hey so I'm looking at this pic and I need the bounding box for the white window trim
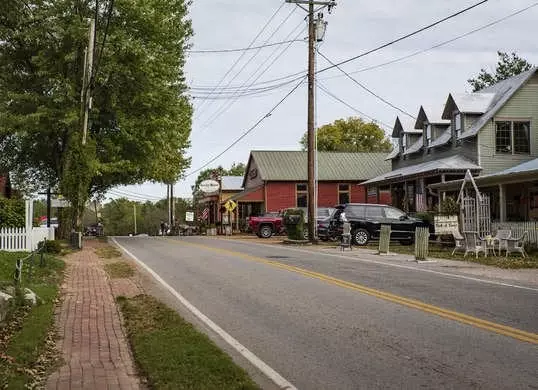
[494,118,532,156]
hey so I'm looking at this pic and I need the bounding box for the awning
[362,155,481,186]
[229,185,264,202]
[430,158,538,191]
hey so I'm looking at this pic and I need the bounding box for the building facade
[363,67,538,219]
[238,151,392,213]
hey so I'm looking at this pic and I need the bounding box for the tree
[0,0,193,230]
[468,52,534,92]
[300,117,392,152]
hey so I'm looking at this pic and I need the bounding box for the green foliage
[468,52,533,92]
[300,117,393,152]
[0,199,25,228]
[0,0,193,230]
[38,240,62,255]
[440,197,460,216]
[414,212,435,225]
[283,208,305,241]
[102,197,192,236]
[118,295,259,389]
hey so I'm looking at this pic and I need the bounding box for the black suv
[327,203,429,246]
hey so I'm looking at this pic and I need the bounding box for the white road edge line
[111,238,297,390]
[212,238,538,293]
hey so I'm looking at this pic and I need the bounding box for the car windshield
[385,207,406,219]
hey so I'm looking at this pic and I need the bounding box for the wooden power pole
[285,0,335,242]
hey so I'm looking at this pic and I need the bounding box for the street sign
[224,200,237,213]
[185,211,194,222]
[199,180,220,194]
[51,198,71,208]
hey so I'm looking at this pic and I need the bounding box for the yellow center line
[164,238,538,345]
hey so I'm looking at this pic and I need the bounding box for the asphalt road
[115,236,538,390]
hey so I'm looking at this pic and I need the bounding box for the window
[365,206,383,218]
[454,113,462,138]
[346,205,365,218]
[385,207,405,220]
[495,121,531,155]
[495,121,511,153]
[401,134,407,150]
[296,183,308,208]
[426,124,432,146]
[514,122,530,154]
[338,184,350,204]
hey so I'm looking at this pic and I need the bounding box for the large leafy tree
[468,51,533,92]
[300,117,392,152]
[0,0,192,229]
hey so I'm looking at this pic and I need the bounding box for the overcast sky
[111,0,538,202]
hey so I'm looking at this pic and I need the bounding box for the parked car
[248,207,336,239]
[326,203,430,245]
[248,212,285,238]
[317,207,337,241]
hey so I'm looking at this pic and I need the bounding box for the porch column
[499,184,506,222]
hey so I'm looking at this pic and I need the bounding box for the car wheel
[353,228,370,246]
[259,225,273,239]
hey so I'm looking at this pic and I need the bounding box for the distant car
[326,203,430,245]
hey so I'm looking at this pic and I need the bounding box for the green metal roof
[250,151,391,182]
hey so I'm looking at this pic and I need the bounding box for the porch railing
[492,221,538,247]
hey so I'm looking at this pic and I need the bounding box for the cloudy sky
[111,0,538,202]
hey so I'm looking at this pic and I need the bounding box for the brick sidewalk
[47,245,142,389]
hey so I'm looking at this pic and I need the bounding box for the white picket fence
[0,227,55,252]
[492,221,538,246]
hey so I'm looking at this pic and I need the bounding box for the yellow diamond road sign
[225,200,237,212]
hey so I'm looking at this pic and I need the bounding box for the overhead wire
[317,81,393,131]
[187,39,303,54]
[317,49,416,119]
[194,2,286,116]
[321,1,538,80]
[315,0,489,75]
[199,7,300,124]
[202,20,307,127]
[184,77,307,178]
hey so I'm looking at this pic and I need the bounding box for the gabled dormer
[442,92,495,144]
[416,105,450,150]
[392,116,421,158]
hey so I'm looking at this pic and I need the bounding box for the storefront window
[338,184,350,204]
[296,183,308,208]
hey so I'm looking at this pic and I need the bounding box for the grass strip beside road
[104,261,135,278]
[0,251,65,388]
[118,294,259,390]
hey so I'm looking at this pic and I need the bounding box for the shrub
[283,208,305,240]
[0,198,25,228]
[415,211,435,225]
[440,196,460,216]
[39,240,62,254]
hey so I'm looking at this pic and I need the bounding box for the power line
[187,39,303,53]
[194,3,286,116]
[317,82,393,130]
[202,21,306,127]
[322,1,538,80]
[316,0,489,75]
[317,49,416,119]
[184,77,306,178]
[199,7,300,124]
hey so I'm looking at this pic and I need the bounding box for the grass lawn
[95,245,122,259]
[118,295,260,390]
[0,251,65,388]
[364,242,538,269]
[104,261,134,278]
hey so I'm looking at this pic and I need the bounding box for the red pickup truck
[248,212,285,238]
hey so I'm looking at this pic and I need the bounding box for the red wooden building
[233,151,392,215]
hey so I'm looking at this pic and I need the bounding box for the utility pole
[81,18,95,145]
[133,203,137,235]
[285,0,335,242]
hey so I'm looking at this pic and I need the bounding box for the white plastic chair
[463,232,486,258]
